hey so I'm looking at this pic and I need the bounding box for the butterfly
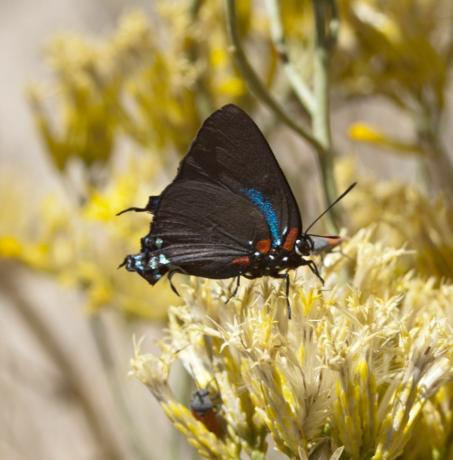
[118,104,355,318]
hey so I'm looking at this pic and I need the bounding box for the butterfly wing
[124,179,269,282]
[123,104,302,284]
[177,104,302,247]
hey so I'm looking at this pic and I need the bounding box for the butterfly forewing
[176,104,302,245]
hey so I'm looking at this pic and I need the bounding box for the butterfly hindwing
[144,178,269,279]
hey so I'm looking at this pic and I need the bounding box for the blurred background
[0,0,452,459]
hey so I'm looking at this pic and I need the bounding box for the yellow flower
[337,158,453,280]
[29,2,269,171]
[0,156,178,319]
[131,229,453,459]
[336,0,452,108]
[348,122,422,155]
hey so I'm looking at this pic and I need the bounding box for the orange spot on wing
[256,239,271,254]
[232,256,250,266]
[282,227,299,251]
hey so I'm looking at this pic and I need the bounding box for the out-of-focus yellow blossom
[0,171,71,271]
[335,0,453,108]
[15,0,280,319]
[337,158,453,280]
[335,0,453,196]
[0,156,178,319]
[348,122,422,155]
[28,2,270,171]
[130,229,453,459]
[279,1,312,40]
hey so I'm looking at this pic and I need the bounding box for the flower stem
[264,0,315,115]
[416,105,453,205]
[224,0,323,153]
[312,0,339,232]
[89,315,155,460]
[226,0,343,232]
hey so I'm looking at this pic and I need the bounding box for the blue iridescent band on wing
[242,188,281,247]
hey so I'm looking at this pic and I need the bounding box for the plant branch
[264,0,315,115]
[312,0,339,232]
[225,0,344,231]
[224,0,323,154]
[416,107,453,204]
[326,0,340,47]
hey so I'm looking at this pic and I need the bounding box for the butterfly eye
[295,239,310,256]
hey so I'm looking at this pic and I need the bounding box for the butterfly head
[294,234,314,257]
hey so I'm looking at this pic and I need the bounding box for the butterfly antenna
[304,182,357,234]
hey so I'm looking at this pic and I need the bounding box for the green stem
[189,0,203,17]
[224,0,323,153]
[264,0,315,115]
[226,0,343,231]
[186,0,214,119]
[312,0,339,232]
[416,110,453,204]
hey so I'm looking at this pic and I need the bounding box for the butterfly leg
[168,269,182,297]
[307,260,325,285]
[224,276,240,304]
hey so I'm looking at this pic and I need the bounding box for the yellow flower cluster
[337,159,453,280]
[130,228,453,459]
[0,1,451,456]
[0,157,177,318]
[335,0,453,107]
[6,0,276,319]
[28,3,261,171]
[336,0,453,197]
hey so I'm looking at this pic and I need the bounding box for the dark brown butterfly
[118,104,355,317]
